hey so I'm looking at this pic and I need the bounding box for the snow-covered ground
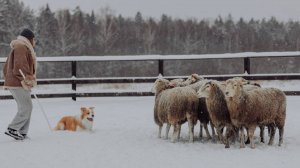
[0,95,300,168]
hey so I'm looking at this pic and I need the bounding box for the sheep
[228,77,268,143]
[197,80,234,148]
[228,77,276,144]
[169,78,185,87]
[169,73,204,87]
[152,78,199,142]
[184,75,216,140]
[152,78,172,139]
[152,74,201,140]
[225,79,286,148]
[165,74,214,140]
[197,98,215,140]
[186,79,217,140]
[171,74,216,141]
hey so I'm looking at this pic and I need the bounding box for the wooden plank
[1,91,299,100]
[244,57,251,74]
[1,74,300,86]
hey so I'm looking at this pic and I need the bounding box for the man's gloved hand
[21,75,36,91]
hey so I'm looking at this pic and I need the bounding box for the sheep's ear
[158,74,163,79]
[192,73,199,80]
[241,81,249,85]
[253,83,261,87]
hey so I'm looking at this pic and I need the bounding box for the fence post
[244,57,250,74]
[158,60,164,76]
[71,61,77,101]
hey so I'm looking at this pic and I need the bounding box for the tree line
[1,0,300,57]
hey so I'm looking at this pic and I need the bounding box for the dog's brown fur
[55,107,94,131]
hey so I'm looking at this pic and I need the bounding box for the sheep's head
[225,79,243,98]
[169,78,185,87]
[233,77,261,88]
[197,81,215,98]
[151,78,170,94]
[184,73,203,85]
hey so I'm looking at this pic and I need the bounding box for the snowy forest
[1,0,300,78]
[1,0,300,57]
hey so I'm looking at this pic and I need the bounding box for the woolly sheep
[186,78,217,140]
[229,77,269,144]
[152,78,199,142]
[225,79,286,148]
[152,78,172,139]
[170,74,215,140]
[197,80,234,148]
[228,77,275,144]
[169,73,204,87]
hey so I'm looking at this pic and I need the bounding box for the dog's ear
[80,107,86,113]
[89,107,95,110]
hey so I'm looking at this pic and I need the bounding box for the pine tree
[84,11,98,55]
[0,0,34,56]
[36,4,60,56]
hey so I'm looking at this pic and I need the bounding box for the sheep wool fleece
[8,88,33,135]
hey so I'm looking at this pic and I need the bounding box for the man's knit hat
[20,28,35,40]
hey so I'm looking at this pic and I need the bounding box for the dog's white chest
[81,119,93,131]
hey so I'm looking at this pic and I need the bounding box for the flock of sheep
[151,74,286,149]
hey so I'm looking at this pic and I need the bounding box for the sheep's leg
[188,120,194,143]
[158,125,162,138]
[204,123,212,139]
[233,127,239,143]
[259,125,265,143]
[239,127,245,148]
[210,123,216,143]
[199,123,203,139]
[268,125,272,137]
[177,125,181,140]
[216,127,225,144]
[268,126,276,145]
[245,128,250,144]
[278,126,284,146]
[248,126,256,149]
[224,127,231,148]
[171,124,179,143]
[165,124,171,139]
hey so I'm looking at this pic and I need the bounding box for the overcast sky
[20,0,300,21]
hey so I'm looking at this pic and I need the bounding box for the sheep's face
[197,82,213,98]
[225,80,243,98]
[151,79,170,94]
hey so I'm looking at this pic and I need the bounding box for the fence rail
[1,52,300,100]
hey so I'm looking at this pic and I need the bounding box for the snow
[0,96,300,168]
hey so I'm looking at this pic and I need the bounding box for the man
[3,28,37,140]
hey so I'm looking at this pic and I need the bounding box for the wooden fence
[1,52,300,100]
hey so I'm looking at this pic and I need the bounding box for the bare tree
[56,9,74,56]
[95,7,118,55]
[143,18,156,54]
